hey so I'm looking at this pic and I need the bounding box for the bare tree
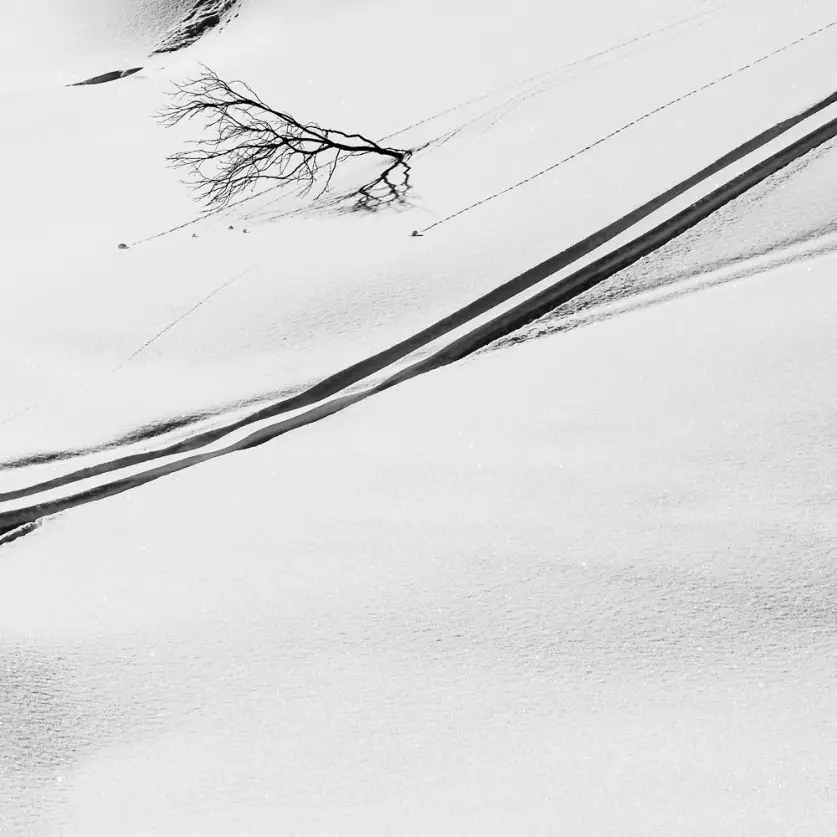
[158,66,413,212]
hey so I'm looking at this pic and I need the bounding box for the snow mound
[153,0,242,54]
[0,0,241,90]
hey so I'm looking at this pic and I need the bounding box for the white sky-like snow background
[1,0,836,833]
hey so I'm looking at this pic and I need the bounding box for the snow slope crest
[0,0,242,89]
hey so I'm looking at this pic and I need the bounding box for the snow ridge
[3,95,837,537]
[153,0,242,54]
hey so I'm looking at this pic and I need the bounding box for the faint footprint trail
[0,264,258,430]
[3,89,837,519]
[4,5,837,536]
[418,16,837,234]
[4,105,837,537]
[381,0,745,145]
[127,0,745,247]
[410,0,744,155]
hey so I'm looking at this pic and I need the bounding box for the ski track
[0,94,832,496]
[3,95,837,539]
[6,81,837,478]
[494,224,837,350]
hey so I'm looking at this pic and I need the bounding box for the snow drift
[2,0,837,833]
[0,0,241,90]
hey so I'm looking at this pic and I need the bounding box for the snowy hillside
[1,0,836,834]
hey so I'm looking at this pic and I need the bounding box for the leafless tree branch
[158,66,413,212]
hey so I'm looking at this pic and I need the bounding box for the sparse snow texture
[2,256,836,835]
[499,132,837,346]
[1,0,837,833]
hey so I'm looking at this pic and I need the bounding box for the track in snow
[3,91,837,540]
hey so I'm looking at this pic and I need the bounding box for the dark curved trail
[3,93,837,538]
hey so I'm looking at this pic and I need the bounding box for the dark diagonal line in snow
[115,263,259,367]
[4,108,837,533]
[411,0,743,157]
[3,98,837,523]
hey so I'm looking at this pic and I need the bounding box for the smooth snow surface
[2,0,837,832]
[2,257,836,835]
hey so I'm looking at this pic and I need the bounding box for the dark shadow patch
[152,0,241,55]
[0,520,41,547]
[109,413,208,449]
[0,384,306,476]
[69,67,143,87]
[2,452,66,470]
[0,413,209,472]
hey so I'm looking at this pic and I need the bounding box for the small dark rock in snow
[228,225,235,230]
[242,228,249,234]
[117,242,129,250]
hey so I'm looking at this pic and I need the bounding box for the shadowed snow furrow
[393,115,837,367]
[0,387,300,473]
[0,521,41,546]
[152,0,241,54]
[2,89,837,503]
[3,102,837,534]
